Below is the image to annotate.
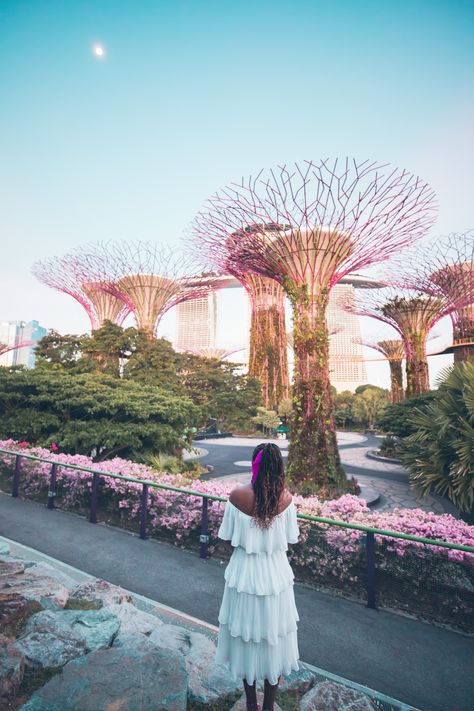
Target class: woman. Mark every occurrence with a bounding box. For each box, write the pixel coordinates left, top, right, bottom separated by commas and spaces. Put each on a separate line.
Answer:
216, 442, 300, 711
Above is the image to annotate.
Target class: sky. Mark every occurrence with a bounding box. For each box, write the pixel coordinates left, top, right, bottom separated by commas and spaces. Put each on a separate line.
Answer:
1, 0, 473, 387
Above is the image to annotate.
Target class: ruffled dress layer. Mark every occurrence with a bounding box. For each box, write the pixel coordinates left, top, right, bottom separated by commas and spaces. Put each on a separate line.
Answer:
215, 500, 300, 685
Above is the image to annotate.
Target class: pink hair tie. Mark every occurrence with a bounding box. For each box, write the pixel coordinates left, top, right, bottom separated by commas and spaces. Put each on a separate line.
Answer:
251, 449, 264, 485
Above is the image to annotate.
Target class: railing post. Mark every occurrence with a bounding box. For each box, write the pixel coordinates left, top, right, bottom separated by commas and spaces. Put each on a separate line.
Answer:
200, 496, 209, 559
89, 473, 99, 524
366, 530, 377, 609
139, 484, 149, 540
47, 463, 58, 509
12, 455, 21, 498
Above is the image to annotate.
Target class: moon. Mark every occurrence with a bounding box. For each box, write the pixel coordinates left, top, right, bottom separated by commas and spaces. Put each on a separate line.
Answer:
93, 44, 105, 58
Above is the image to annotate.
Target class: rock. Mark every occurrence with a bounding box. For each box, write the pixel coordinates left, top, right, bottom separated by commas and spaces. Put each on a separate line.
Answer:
300, 680, 377, 711
104, 602, 163, 636
0, 541, 11, 555
230, 692, 283, 711
1, 562, 73, 610
0, 592, 30, 635
0, 635, 25, 702
69, 578, 133, 608
279, 663, 317, 693
21, 634, 187, 711
0, 559, 25, 579
149, 623, 241, 706
14, 609, 120, 669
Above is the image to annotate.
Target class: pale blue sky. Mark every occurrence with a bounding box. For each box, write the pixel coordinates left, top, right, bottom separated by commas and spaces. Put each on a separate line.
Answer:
1, 0, 473, 385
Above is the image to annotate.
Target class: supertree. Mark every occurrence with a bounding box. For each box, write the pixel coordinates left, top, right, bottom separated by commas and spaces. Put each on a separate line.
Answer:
101, 242, 211, 338
358, 338, 406, 403
32, 249, 131, 330
192, 159, 436, 493
346, 286, 464, 397
409, 231, 474, 363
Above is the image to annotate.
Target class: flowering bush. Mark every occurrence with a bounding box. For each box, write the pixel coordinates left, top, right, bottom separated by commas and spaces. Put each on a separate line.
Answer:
1, 440, 473, 628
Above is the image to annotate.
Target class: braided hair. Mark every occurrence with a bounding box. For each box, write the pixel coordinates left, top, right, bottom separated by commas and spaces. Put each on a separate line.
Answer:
251, 443, 285, 528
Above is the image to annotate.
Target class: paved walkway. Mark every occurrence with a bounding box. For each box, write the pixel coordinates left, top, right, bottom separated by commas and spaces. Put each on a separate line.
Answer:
1, 492, 472, 711
195, 434, 458, 516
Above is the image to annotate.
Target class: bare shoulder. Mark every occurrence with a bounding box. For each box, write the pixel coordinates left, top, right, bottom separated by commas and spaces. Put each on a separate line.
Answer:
229, 484, 254, 515
278, 488, 293, 512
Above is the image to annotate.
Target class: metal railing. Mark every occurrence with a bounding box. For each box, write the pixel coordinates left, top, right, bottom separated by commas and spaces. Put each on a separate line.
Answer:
1, 447, 473, 616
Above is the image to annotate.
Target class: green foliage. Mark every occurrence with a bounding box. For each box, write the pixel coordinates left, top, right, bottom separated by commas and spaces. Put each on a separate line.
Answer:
253, 407, 281, 435
351, 386, 389, 429
334, 390, 355, 429
377, 391, 436, 437
277, 398, 293, 417
401, 362, 474, 513
35, 330, 84, 370
0, 368, 198, 460
178, 354, 262, 431
34, 325, 261, 434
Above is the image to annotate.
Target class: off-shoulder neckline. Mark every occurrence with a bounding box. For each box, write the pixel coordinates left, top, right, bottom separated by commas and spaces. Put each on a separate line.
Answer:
228, 499, 294, 519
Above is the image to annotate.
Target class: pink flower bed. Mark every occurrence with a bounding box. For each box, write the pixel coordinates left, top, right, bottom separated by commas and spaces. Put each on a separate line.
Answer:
1, 440, 473, 578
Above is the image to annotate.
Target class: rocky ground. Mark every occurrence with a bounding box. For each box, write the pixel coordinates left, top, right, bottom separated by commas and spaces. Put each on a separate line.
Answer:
0, 541, 416, 710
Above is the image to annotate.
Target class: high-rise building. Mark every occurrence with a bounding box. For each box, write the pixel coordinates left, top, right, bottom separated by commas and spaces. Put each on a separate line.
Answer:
0, 320, 47, 368
174, 292, 218, 351
327, 284, 367, 392
173, 276, 372, 392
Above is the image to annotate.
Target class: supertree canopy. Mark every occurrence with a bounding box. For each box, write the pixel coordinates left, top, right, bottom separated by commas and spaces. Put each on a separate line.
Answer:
192, 159, 436, 494
32, 249, 131, 331
410, 230, 474, 363
360, 338, 406, 403
102, 242, 210, 337
184, 346, 240, 361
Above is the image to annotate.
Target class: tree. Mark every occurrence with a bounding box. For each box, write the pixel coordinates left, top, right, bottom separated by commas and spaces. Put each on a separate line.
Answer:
253, 407, 281, 436
401, 362, 474, 515
0, 368, 198, 460
334, 391, 355, 429
376, 391, 436, 439
178, 354, 262, 431
351, 386, 389, 430
35, 330, 85, 370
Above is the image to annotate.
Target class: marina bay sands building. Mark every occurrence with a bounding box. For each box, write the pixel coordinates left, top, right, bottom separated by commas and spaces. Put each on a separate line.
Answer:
174, 275, 374, 392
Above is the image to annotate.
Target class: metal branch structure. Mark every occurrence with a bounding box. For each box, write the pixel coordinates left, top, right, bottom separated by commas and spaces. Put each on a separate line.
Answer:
395, 231, 474, 363
184, 346, 241, 361
359, 338, 406, 403
32, 249, 131, 331
192, 159, 436, 494
0, 340, 34, 361
101, 242, 211, 338
346, 287, 457, 397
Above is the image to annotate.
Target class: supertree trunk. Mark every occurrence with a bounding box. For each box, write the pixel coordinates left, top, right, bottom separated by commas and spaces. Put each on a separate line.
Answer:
288, 293, 344, 494
388, 360, 404, 403
453, 307, 474, 363
405, 334, 430, 397
247, 276, 289, 409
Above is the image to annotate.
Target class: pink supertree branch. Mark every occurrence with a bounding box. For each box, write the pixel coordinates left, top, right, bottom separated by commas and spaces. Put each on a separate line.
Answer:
0, 340, 35, 358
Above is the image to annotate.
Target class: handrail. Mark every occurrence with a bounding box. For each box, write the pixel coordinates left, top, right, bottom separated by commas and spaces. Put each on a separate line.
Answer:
1, 447, 473, 554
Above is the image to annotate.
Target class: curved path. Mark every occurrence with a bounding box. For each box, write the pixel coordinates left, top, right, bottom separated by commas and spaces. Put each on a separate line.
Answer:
194, 432, 458, 516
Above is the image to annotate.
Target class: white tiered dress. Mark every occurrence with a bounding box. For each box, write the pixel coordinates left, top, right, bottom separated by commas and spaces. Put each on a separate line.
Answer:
215, 500, 300, 684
